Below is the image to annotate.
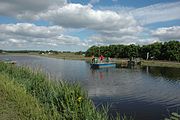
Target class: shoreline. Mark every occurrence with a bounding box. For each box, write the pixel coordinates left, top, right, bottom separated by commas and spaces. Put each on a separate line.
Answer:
140, 60, 180, 68
1, 53, 180, 68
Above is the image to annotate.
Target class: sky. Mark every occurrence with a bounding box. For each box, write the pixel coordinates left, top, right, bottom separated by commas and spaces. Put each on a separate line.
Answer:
0, 0, 180, 51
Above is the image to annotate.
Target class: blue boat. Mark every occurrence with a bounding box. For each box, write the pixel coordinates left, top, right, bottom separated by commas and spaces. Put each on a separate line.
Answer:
91, 62, 116, 68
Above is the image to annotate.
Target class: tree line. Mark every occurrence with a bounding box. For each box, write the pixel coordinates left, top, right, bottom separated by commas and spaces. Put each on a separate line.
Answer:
85, 41, 180, 61
0, 49, 85, 55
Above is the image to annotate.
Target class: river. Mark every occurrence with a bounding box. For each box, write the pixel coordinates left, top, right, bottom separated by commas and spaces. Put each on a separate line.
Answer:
0, 55, 180, 120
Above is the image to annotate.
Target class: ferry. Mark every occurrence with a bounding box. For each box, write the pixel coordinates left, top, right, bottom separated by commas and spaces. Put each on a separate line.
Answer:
91, 62, 116, 68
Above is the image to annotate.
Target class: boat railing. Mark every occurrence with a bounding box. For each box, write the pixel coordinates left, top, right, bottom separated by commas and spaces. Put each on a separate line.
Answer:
91, 57, 114, 64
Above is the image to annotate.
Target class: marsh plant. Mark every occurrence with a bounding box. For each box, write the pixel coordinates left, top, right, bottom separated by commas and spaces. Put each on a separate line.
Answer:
0, 62, 133, 120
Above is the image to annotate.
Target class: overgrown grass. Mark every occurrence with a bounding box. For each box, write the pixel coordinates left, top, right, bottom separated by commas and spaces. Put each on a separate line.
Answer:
0, 62, 132, 120
0, 74, 49, 120
141, 60, 180, 68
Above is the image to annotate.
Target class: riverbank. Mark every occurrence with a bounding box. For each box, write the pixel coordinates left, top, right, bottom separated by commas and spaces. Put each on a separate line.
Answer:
0, 62, 127, 120
0, 52, 91, 60
1, 53, 180, 68
40, 52, 91, 61
141, 60, 180, 68
35, 53, 180, 68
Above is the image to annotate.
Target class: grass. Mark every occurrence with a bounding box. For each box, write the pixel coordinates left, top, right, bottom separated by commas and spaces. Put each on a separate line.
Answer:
0, 62, 133, 120
141, 60, 180, 68
0, 74, 48, 120
40, 52, 91, 61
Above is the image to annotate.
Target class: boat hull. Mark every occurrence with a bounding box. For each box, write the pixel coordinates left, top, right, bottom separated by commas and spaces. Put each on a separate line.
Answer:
91, 63, 116, 68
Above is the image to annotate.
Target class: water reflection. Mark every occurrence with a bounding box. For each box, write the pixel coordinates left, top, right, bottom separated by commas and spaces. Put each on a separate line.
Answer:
142, 66, 180, 80
88, 67, 180, 120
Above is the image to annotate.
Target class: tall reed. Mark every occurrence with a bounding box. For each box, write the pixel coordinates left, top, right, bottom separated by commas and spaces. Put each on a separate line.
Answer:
0, 62, 118, 120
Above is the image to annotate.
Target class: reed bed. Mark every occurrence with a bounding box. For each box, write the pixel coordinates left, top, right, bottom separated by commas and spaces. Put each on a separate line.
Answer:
0, 74, 49, 120
0, 62, 133, 120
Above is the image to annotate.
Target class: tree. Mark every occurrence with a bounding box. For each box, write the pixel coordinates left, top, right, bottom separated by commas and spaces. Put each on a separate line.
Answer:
85, 41, 180, 61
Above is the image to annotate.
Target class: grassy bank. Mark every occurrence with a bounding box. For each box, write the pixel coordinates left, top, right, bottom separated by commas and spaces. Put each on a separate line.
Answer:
0, 74, 48, 120
32, 53, 180, 68
39, 53, 180, 68
0, 52, 91, 61
0, 62, 133, 120
141, 60, 180, 68
40, 52, 91, 61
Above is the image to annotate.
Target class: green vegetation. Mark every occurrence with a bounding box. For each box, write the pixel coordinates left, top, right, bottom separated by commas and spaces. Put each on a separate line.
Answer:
165, 112, 180, 120
141, 60, 180, 68
0, 49, 85, 55
86, 41, 180, 62
0, 74, 48, 120
0, 62, 132, 120
40, 52, 90, 60
1, 41, 179, 62
0, 50, 41, 54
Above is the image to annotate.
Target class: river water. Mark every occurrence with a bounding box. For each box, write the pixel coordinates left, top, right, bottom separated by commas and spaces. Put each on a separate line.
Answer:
0, 55, 180, 120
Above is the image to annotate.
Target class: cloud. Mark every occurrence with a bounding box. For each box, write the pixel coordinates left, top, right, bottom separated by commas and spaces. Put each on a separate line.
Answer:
0, 23, 86, 50
152, 26, 180, 41
87, 34, 159, 46
131, 1, 180, 25
0, 1, 143, 49
0, 23, 64, 38
34, 4, 142, 36
0, 0, 66, 16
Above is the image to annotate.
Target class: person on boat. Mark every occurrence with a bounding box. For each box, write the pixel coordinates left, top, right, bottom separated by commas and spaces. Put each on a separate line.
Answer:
91, 55, 95, 63
99, 55, 104, 63
105, 57, 110, 63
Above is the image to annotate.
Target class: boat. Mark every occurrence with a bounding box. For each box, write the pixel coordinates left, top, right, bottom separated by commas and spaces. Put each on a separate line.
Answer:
90, 45, 116, 68
91, 62, 116, 69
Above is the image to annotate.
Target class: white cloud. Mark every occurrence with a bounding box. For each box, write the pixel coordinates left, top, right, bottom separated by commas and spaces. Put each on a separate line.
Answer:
0, 23, 64, 38
0, 23, 86, 50
34, 4, 142, 36
152, 26, 180, 41
87, 34, 160, 46
131, 1, 180, 25
0, 0, 66, 16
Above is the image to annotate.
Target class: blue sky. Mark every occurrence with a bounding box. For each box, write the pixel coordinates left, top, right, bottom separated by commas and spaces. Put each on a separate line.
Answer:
0, 0, 179, 51
71, 0, 178, 7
